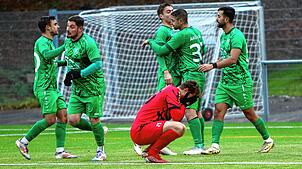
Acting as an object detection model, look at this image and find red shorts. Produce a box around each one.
[130,120,166,145]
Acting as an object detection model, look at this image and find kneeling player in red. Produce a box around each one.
[130,80,201,163]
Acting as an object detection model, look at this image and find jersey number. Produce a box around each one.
[190,42,204,63]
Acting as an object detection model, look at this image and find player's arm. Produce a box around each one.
[170,105,186,121]
[199,35,242,72]
[146,32,184,56]
[155,41,169,73]
[40,43,65,60]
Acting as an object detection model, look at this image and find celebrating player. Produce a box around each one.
[142,9,207,155]
[199,6,274,154]
[133,2,180,157]
[15,16,77,160]
[130,80,201,163]
[63,15,106,161]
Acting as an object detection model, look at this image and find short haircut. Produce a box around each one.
[38,16,56,33]
[179,80,201,98]
[157,3,172,17]
[68,15,84,27]
[218,6,235,23]
[171,8,188,24]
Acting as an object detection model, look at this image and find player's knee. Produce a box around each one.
[68,116,80,126]
[90,117,100,124]
[56,114,67,123]
[185,109,197,121]
[172,122,186,136]
[45,117,56,125]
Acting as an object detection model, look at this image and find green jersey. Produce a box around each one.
[64,33,104,97]
[154,25,179,75]
[219,28,252,86]
[149,26,206,72]
[33,36,64,93]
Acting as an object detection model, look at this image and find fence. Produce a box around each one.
[261,59,302,121]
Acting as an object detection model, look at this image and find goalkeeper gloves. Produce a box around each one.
[64,70,81,86]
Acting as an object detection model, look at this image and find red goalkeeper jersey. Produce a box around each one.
[133,85,185,126]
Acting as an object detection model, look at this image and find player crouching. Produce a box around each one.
[130,81,201,163]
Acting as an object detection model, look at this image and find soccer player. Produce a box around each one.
[130,80,201,163]
[142,9,207,155]
[198,6,274,154]
[133,2,180,156]
[15,16,77,160]
[63,15,106,161]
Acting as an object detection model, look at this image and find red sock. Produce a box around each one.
[148,129,181,155]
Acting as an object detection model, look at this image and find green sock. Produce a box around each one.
[55,122,67,148]
[74,118,92,131]
[25,119,50,142]
[188,118,203,148]
[199,117,205,146]
[252,117,270,140]
[92,122,104,146]
[212,120,224,144]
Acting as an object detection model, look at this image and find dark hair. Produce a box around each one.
[157,3,172,17]
[68,15,84,27]
[38,16,56,33]
[179,80,201,98]
[218,6,235,23]
[171,8,188,24]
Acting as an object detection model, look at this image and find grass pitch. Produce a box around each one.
[0,122,302,168]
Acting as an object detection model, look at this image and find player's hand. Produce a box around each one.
[141,40,149,49]
[64,70,81,86]
[198,64,213,72]
[164,70,172,85]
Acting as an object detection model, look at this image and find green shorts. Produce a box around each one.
[157,70,181,91]
[215,83,254,110]
[35,89,66,115]
[182,71,206,112]
[67,94,104,118]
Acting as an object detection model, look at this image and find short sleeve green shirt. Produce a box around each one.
[219,28,252,86]
[64,33,104,97]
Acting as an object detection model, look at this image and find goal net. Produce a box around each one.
[57,1,265,120]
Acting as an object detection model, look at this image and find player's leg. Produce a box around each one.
[87,94,106,161]
[205,84,231,155]
[16,90,57,160]
[235,85,274,153]
[55,94,77,159]
[205,103,228,154]
[145,121,185,163]
[182,71,206,155]
[67,94,91,130]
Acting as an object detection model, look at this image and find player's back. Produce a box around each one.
[168,26,206,72]
[133,85,180,125]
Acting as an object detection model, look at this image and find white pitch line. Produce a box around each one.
[1,126,302,137]
[0,131,90,137]
[1,162,302,166]
[0,125,301,132]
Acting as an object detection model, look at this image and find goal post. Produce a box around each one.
[57,1,265,120]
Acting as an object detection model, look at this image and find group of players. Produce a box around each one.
[15,2,274,163]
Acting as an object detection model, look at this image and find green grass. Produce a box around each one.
[268,64,302,96]
[1,122,302,168]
